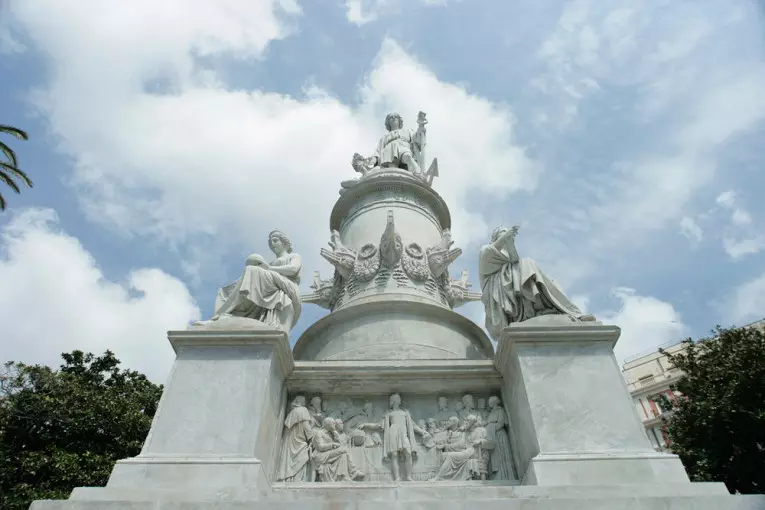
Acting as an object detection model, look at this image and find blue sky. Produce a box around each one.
[1,0,764,382]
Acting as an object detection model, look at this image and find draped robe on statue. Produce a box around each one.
[311,429,363,482]
[277,405,314,482]
[382,409,417,458]
[373,128,424,171]
[431,427,488,481]
[213,253,302,332]
[484,406,515,480]
[479,239,585,339]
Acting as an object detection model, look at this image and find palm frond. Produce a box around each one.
[0,161,33,188]
[0,170,22,194]
[0,140,18,167]
[0,192,6,211]
[0,125,29,141]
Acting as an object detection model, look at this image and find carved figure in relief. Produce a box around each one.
[434,397,452,429]
[193,231,302,333]
[479,225,595,340]
[311,418,365,482]
[459,394,476,425]
[484,396,516,480]
[429,415,493,481]
[379,211,403,269]
[277,396,314,482]
[309,396,324,428]
[374,393,417,481]
[346,401,383,447]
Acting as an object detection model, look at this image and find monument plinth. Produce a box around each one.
[30,112,764,509]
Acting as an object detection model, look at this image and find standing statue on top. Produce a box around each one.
[478,225,594,340]
[351,112,439,186]
[192,230,302,333]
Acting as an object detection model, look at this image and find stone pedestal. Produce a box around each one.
[495,322,691,486]
[95,327,293,500]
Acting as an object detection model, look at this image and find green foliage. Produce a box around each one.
[660,326,765,494]
[0,351,162,509]
[0,124,32,210]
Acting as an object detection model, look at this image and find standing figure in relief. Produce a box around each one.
[484,396,516,480]
[434,397,451,429]
[478,225,594,340]
[347,401,382,447]
[382,393,418,481]
[354,112,428,178]
[459,394,476,425]
[277,396,314,482]
[430,415,492,481]
[194,231,302,333]
[311,418,366,482]
[309,396,324,429]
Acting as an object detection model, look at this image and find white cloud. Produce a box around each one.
[344,0,454,26]
[679,216,702,245]
[712,190,764,259]
[0,208,200,383]
[526,0,765,286]
[0,24,26,54]
[598,287,689,365]
[720,272,765,326]
[722,236,765,261]
[7,0,537,282]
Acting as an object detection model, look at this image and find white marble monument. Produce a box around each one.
[30,113,765,509]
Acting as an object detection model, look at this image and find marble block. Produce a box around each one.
[103,327,294,496]
[494,322,691,486]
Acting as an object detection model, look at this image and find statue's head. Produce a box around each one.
[364,401,373,414]
[336,419,344,432]
[491,226,508,243]
[447,416,460,430]
[426,418,437,430]
[384,113,403,132]
[462,394,474,409]
[437,396,448,410]
[465,414,478,429]
[323,417,335,431]
[311,396,322,409]
[292,395,306,408]
[389,393,402,409]
[268,230,293,254]
[488,395,501,409]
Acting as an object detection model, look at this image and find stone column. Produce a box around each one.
[102,328,294,499]
[495,322,691,486]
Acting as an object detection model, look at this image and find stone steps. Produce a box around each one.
[30,494,765,510]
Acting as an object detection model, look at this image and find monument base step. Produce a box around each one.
[29,482,765,509]
[30,494,765,510]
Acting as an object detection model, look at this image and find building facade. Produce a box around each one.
[622,317,765,451]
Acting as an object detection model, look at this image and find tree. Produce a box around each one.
[659,325,765,494]
[0,124,32,210]
[0,351,162,510]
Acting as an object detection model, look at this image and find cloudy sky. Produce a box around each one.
[1,0,764,383]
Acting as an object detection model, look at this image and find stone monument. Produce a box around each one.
[30,113,764,509]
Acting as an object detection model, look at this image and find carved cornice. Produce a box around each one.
[494,323,621,374]
[168,329,295,378]
[330,170,451,232]
[286,359,502,395]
